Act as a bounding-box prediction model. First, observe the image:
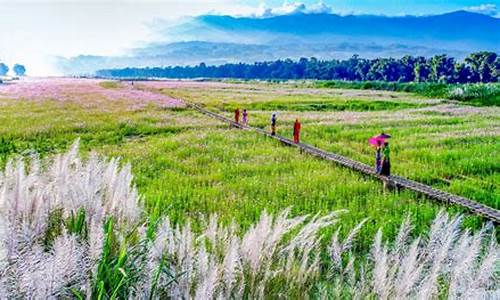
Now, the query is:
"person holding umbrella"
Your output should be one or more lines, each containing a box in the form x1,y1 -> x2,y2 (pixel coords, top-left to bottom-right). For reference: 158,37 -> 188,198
369,133 -> 391,175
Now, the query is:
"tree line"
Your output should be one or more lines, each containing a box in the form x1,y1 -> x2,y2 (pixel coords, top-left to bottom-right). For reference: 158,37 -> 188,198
0,63 -> 26,76
96,52 -> 499,83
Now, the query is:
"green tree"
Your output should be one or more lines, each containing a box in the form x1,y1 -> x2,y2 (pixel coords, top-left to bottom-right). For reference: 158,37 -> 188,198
306,57 -> 320,79
367,59 -> 384,81
399,55 -> 416,82
367,58 -> 401,82
465,52 -> 497,83
494,57 -> 500,82
350,55 -> 371,81
0,63 -> 8,76
453,63 -> 472,83
413,57 -> 430,82
429,55 -> 455,83
13,64 -> 26,76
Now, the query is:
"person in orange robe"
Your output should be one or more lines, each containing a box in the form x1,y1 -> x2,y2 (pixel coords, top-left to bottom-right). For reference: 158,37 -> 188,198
234,108 -> 240,123
293,118 -> 301,143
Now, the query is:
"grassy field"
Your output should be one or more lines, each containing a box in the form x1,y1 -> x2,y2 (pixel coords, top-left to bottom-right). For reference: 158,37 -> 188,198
0,78 -> 498,297
157,82 -> 499,210
1,79 -> 497,227
314,81 -> 500,106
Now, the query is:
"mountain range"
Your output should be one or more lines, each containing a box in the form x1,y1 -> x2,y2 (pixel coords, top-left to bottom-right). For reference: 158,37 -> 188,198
56,11 -> 500,75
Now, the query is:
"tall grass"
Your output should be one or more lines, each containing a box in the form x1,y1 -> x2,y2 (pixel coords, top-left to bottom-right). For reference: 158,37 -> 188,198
316,81 -> 500,106
0,140 -> 141,298
448,83 -> 500,105
0,144 -> 498,298
163,85 -> 499,209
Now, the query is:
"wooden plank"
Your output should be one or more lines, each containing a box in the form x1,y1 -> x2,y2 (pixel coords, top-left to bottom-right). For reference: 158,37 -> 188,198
187,103 -> 500,224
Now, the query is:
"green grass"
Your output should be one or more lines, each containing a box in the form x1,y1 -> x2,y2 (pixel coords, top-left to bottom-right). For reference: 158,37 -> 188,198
160,82 -> 500,210
315,80 -> 500,106
99,129 -> 483,252
216,97 -> 423,112
99,81 -> 122,89
0,100 -> 204,165
0,79 -> 495,255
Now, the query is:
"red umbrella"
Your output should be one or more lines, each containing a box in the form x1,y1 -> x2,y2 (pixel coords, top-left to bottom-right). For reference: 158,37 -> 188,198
368,136 -> 385,146
368,133 -> 391,146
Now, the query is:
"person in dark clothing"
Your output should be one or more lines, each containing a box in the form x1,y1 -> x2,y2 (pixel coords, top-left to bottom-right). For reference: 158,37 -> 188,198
293,118 -> 301,143
271,113 -> 277,135
242,109 -> 248,125
375,140 -> 382,174
380,141 -> 391,176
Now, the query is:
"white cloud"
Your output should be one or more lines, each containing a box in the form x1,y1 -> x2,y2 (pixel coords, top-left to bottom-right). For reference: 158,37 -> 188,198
277,2 -> 308,15
254,1 -> 334,18
464,3 -> 498,16
308,2 -> 334,14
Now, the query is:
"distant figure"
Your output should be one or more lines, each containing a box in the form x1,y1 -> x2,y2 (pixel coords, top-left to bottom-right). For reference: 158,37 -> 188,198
242,109 -> 248,125
380,141 -> 391,176
271,113 -> 277,135
375,140 -> 382,174
234,108 -> 240,124
293,118 -> 301,143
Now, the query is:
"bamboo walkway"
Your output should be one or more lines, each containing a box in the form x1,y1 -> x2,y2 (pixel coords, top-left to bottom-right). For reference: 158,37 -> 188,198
186,102 -> 500,224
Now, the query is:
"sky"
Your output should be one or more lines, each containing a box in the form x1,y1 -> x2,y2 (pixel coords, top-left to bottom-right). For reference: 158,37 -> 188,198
0,0 -> 498,75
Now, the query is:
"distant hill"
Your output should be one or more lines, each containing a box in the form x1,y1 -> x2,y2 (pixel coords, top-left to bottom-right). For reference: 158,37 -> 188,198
192,11 -> 499,49
55,11 -> 500,75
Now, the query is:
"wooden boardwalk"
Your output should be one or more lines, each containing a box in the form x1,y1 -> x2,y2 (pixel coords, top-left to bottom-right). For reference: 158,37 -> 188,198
187,103 -> 500,224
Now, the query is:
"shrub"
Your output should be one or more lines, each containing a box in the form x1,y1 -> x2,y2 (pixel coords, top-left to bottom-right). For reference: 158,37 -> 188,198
448,84 -> 500,105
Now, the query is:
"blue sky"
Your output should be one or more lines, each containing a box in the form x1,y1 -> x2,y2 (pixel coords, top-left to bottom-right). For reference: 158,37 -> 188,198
0,0 -> 498,75
245,0 -> 499,16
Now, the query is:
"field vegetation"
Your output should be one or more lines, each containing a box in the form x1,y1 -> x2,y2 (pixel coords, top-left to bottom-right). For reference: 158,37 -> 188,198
0,78 -> 498,298
159,82 -> 499,210
0,141 -> 497,298
97,52 -> 500,85
97,51 -> 500,106
315,81 -> 500,106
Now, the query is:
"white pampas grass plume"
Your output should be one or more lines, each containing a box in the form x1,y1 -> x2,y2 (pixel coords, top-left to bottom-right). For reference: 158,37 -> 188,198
0,140 -> 143,298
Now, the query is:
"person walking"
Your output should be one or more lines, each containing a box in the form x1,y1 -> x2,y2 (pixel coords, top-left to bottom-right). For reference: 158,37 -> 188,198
234,108 -> 240,124
293,118 -> 301,143
375,140 -> 382,174
271,113 -> 277,135
242,109 -> 248,126
380,141 -> 391,176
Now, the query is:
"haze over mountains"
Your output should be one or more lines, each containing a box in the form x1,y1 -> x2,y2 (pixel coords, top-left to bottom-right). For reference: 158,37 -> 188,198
57,10 -> 500,75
